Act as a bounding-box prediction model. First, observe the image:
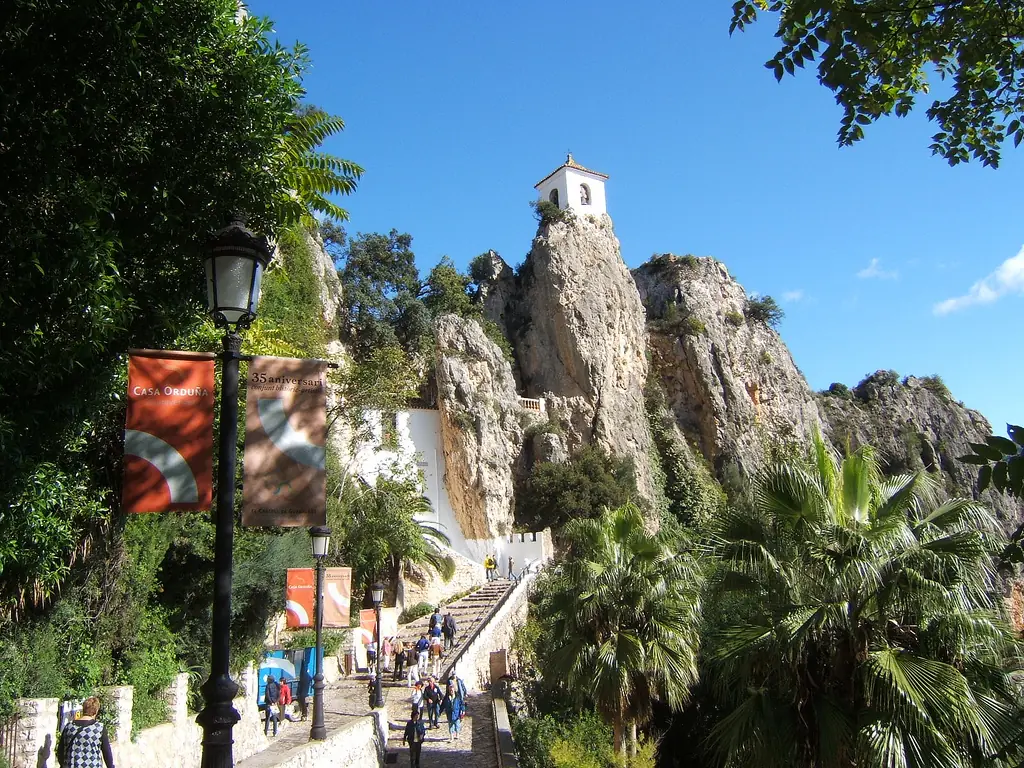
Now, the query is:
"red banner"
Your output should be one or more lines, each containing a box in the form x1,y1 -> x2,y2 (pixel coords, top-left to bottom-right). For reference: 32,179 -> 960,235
242,357 -> 327,527
286,567 -> 352,629
123,355 -> 214,513
285,568 -> 315,628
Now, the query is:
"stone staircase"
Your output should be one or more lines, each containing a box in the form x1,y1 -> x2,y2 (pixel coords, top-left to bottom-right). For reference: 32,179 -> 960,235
390,579 -> 514,678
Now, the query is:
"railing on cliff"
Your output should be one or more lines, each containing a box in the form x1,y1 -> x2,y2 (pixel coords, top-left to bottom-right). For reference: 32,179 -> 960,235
517,397 -> 545,413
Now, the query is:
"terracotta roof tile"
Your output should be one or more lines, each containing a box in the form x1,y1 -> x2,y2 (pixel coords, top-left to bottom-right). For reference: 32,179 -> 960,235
534,153 -> 609,188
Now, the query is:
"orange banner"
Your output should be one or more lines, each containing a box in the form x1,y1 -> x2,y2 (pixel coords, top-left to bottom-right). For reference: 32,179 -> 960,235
285,568 -> 315,628
242,357 -> 327,527
122,355 -> 214,513
324,567 -> 352,628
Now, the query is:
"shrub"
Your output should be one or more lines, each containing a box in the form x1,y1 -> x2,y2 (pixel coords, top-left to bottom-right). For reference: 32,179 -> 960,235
725,310 -> 744,326
920,374 -> 951,399
825,382 -> 852,398
530,200 -> 568,225
524,418 -> 565,441
398,602 -> 434,624
469,251 -> 495,284
281,628 -> 348,657
744,295 -> 784,328
759,349 -> 773,365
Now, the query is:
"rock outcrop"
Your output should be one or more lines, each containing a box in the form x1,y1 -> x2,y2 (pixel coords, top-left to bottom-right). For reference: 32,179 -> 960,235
434,314 -> 529,540
633,255 -> 822,478
816,372 -> 1017,524
500,213 -> 657,502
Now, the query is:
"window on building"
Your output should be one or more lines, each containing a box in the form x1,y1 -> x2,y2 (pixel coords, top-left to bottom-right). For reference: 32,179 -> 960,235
580,184 -> 591,205
548,188 -> 559,207
381,412 -> 399,450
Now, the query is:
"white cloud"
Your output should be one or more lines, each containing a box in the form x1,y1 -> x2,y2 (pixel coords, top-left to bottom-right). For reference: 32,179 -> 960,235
857,258 -> 898,280
934,245 -> 1024,315
781,289 -> 804,303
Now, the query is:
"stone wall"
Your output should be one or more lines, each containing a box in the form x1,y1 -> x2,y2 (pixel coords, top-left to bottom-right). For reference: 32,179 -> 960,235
14,666 -> 269,768
452,572 -> 535,693
270,710 -> 386,768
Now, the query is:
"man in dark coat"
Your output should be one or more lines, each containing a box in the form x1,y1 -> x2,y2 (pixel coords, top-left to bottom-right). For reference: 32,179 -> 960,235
402,708 -> 426,768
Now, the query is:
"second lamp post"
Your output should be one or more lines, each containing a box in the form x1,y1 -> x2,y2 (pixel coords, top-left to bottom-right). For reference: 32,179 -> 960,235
309,526 -> 331,741
371,582 -> 385,708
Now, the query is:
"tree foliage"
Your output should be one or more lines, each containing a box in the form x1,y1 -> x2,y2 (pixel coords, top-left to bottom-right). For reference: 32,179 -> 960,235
744,294 -> 784,328
537,503 -> 704,756
0,0 -> 359,616
516,446 -> 639,531
730,0 -> 1024,166
707,432 -> 1024,767
959,423 -> 1024,565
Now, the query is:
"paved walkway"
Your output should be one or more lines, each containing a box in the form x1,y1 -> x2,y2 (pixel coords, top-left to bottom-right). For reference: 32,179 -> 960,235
382,693 -> 494,767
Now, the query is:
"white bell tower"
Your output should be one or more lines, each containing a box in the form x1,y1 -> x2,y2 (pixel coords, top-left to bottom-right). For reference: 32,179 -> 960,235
534,153 -> 609,216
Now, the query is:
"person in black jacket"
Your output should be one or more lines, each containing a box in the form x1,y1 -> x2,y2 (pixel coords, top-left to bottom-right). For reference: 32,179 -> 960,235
402,709 -> 426,768
421,677 -> 442,728
264,675 -> 280,736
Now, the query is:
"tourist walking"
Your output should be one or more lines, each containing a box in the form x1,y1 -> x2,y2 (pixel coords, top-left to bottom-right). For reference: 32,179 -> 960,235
441,678 -> 466,741
484,553 -> 497,580
57,696 -> 115,768
393,638 -> 406,681
422,677 -> 442,729
382,635 -> 393,672
442,611 -> 457,651
410,681 -> 425,714
402,709 -> 426,768
415,634 -> 430,676
508,555 -> 516,582
279,675 -> 297,722
406,643 -> 419,686
366,638 -> 378,672
263,675 -> 280,736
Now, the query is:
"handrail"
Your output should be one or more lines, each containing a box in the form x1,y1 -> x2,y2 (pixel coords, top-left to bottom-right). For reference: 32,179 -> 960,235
441,577 -> 523,681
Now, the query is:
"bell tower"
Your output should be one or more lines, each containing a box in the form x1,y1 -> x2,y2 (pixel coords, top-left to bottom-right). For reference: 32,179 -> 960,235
534,153 -> 609,216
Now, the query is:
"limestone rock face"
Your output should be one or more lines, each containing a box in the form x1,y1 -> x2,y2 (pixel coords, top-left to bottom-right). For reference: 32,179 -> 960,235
511,214 -> 657,502
301,228 -> 342,329
633,256 -> 822,477
817,373 -> 1019,525
434,314 -> 524,540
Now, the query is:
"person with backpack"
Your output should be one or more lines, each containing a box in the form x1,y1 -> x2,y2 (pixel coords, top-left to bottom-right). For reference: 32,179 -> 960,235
442,611 -> 457,651
406,643 -> 419,686
402,709 -> 426,768
393,638 -> 406,681
57,696 -> 115,768
263,674 -> 281,736
422,677 -> 442,729
483,553 -> 497,580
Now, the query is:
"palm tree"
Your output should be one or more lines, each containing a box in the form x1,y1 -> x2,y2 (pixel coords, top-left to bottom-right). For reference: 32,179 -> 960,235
540,502 -> 704,757
707,432 -> 1024,768
327,471 -> 455,592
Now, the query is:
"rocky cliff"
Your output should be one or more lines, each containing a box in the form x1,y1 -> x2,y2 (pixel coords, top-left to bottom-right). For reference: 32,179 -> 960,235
633,255 -> 821,479
487,213 -> 657,503
434,314 -> 531,540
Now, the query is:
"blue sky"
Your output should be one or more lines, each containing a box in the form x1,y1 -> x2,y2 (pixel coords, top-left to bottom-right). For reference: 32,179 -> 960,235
251,0 -> 1024,434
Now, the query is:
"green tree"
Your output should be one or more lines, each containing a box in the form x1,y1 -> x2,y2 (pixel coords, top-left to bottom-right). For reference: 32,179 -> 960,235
744,294 -> 784,328
517,446 -> 639,531
338,230 -> 421,358
707,433 -> 1024,767
538,503 -> 704,756
0,0 -> 359,615
959,424 -> 1024,566
424,256 -> 476,318
730,0 -> 1024,167
328,475 -> 455,592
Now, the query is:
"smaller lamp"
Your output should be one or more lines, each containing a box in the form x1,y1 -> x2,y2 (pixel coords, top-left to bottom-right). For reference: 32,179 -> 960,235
309,526 -> 331,559
370,582 -> 385,608
204,215 -> 273,329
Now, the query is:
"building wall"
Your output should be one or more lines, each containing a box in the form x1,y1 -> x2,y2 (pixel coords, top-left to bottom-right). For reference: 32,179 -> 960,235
535,169 -> 607,216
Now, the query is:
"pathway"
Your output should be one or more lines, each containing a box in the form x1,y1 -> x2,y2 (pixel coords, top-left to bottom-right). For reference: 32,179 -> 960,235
382,693 -> 494,767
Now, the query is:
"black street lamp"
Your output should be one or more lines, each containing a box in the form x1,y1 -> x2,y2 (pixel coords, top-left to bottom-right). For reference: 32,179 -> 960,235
196,216 -> 273,768
371,582 -> 385,708
309,526 -> 332,741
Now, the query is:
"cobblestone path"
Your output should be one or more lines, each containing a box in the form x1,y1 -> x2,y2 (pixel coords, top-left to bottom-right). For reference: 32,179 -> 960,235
382,692 -> 496,768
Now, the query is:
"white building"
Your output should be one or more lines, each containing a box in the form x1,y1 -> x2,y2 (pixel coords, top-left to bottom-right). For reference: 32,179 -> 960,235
534,153 -> 609,216
352,409 -> 550,576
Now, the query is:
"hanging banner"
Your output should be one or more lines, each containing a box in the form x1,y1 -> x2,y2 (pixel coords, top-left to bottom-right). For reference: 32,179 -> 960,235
122,354 -> 214,513
242,357 -> 327,527
323,567 -> 352,628
285,568 -> 315,628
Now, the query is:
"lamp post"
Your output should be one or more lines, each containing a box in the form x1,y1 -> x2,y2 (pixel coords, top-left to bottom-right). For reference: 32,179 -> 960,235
371,582 -> 385,708
309,526 -> 331,741
196,216 -> 273,768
